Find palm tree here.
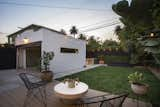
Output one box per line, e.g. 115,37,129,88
70,26,78,38
78,34,86,40
114,25,122,35
60,29,67,35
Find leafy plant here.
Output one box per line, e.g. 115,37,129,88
98,55,104,60
41,51,54,71
128,72,143,84
63,78,79,83
63,78,79,88
138,34,160,67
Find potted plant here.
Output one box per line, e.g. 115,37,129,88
128,72,149,95
98,55,105,64
41,51,54,82
63,78,79,88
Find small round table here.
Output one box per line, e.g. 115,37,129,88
54,82,88,100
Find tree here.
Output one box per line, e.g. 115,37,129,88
114,25,122,36
112,0,154,64
102,39,119,50
149,0,160,67
112,0,153,32
114,25,124,47
152,0,160,28
60,29,67,35
86,36,101,51
112,0,160,67
70,26,78,38
78,34,86,40
139,31,160,67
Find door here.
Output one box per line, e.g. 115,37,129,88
17,48,26,69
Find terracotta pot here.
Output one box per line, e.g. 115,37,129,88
41,71,53,82
131,83,149,95
99,60,104,64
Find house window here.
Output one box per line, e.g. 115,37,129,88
60,47,78,53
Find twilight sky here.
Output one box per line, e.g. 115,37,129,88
0,0,126,43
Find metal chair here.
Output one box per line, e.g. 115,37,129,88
75,93,129,107
19,73,48,107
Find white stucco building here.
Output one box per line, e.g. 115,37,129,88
8,24,86,75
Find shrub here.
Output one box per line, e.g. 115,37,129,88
104,55,129,64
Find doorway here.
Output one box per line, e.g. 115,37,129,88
26,46,41,68
16,42,41,70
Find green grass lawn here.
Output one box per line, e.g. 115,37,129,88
57,66,160,105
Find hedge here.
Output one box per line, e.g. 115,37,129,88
104,55,130,64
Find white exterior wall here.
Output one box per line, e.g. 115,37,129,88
15,29,43,45
42,29,86,74
15,29,43,69
15,28,86,75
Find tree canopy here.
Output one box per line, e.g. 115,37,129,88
78,34,87,40
86,36,101,51
70,26,78,38
112,0,160,66
60,29,67,35
102,39,119,50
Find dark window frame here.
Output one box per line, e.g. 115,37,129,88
60,47,78,53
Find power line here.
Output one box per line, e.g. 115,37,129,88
82,22,121,32
0,1,109,12
0,21,121,36
80,21,121,32
79,17,119,29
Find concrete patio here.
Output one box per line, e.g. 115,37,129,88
0,69,152,107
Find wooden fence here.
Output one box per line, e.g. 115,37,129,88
0,45,16,69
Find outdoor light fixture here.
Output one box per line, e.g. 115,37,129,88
64,35,68,39
150,33,154,37
1,44,4,47
23,38,29,44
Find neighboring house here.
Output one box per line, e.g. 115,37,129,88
7,24,86,74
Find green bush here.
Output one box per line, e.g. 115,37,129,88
104,55,129,63
128,72,143,84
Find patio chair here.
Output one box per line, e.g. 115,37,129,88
75,93,129,107
19,73,48,107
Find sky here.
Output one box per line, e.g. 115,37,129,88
0,0,125,43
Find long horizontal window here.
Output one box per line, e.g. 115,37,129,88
60,47,78,53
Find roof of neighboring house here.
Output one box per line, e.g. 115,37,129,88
7,24,67,37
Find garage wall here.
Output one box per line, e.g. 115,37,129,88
42,29,86,74
15,29,43,46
